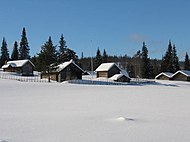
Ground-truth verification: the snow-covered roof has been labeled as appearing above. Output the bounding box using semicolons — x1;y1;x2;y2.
110;74;124;81
2;64;11;69
57;60;73;72
120;70;130;78
110;74;130;81
155;72;173;79
172;70;190;77
110;70;130;81
2;59;34;69
95;63;121;72
57;60;85;73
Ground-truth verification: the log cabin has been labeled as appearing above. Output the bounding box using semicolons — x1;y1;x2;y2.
41;60;85;82
95;63;121;78
155;72;173;80
2;59;34;76
171;70;190;81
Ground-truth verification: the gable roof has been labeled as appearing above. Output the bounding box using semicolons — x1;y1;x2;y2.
172;70;190;77
57;60;85;73
155;72;173;79
120;70;130;78
2;59;34;69
95;63;121;72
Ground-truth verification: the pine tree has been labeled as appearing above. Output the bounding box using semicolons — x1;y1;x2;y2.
184;52;190;70
141;42;152;78
0;37;9;67
31;55;37;67
81;52;84;59
167;40;174;72
160;55;167;72
152;59;160;78
172;44;180;72
58;34;67;63
94;48;102;69
160;40;174;73
127;64;135;78
19;27;30;59
65;48;78;61
102;49;108;63
133;50;141;58
37;36;57;82
11;41;19;60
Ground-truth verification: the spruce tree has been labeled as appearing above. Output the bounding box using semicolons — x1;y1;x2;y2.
184;52;190;70
172;44;180;72
31;55;37;67
160;55;167;72
102;49;108;63
167;40;174;72
11;41;19;60
141;42;151;78
81;52;84;59
58;34;67;63
19;27;30;59
160;40;174;73
37;36;57;80
94;48;102;69
65;48;78;61
0;37;9;67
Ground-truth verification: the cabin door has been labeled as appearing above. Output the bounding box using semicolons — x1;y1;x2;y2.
66;67;71;80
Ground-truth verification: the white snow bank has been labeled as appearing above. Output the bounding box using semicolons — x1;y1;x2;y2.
0;79;190;142
116;117;135;121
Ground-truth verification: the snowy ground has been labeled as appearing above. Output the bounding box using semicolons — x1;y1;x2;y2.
0;79;190;142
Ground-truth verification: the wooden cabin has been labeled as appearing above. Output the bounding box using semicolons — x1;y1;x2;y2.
155;72;173;80
41;60;85;82
95;63;121;78
2;59;34;76
171;70;190;81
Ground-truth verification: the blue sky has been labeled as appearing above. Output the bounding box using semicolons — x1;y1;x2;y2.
1;0;190;60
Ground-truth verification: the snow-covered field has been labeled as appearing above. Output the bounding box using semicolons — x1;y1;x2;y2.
0;79;190;142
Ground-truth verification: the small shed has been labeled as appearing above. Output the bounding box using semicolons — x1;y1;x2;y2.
95;63;121;78
171;70;190;81
110;71;131;83
41;60;85;82
155;72;173;80
2;59;34;76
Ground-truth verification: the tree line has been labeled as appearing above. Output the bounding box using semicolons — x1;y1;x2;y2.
0;28;30;67
79;41;190;78
1;27;190;79
0;28;78;74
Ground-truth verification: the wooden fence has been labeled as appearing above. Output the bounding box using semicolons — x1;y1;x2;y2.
0;71;155;85
0;71;49;83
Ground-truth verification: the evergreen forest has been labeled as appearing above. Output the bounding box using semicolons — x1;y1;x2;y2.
0;28;189;79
